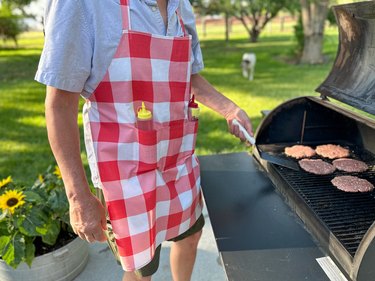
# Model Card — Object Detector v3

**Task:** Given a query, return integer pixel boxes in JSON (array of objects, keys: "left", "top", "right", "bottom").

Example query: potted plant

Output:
[{"left": 0, "top": 166, "right": 89, "bottom": 281}]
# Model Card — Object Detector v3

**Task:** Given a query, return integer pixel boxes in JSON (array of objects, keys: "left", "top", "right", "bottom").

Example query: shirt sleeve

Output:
[
  {"left": 179, "top": 0, "right": 204, "bottom": 74},
  {"left": 35, "top": 0, "right": 93, "bottom": 93}
]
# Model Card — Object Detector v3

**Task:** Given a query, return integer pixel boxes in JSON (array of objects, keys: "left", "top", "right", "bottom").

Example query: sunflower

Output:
[
  {"left": 53, "top": 166, "right": 62, "bottom": 179},
  {"left": 0, "top": 190, "right": 26, "bottom": 214},
  {"left": 38, "top": 174, "right": 44, "bottom": 183},
  {"left": 0, "top": 176, "right": 12, "bottom": 188}
]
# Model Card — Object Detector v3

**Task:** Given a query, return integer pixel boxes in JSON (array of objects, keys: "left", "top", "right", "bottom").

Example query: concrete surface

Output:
[{"left": 74, "top": 207, "right": 226, "bottom": 281}]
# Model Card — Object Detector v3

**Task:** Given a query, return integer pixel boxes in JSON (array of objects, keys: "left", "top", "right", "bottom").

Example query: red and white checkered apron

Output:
[{"left": 82, "top": 0, "right": 203, "bottom": 271}]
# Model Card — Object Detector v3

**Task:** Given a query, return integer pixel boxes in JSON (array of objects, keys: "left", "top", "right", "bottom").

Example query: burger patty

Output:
[
  {"left": 332, "top": 158, "right": 368, "bottom": 173},
  {"left": 315, "top": 144, "right": 350, "bottom": 159},
  {"left": 299, "top": 159, "right": 336, "bottom": 175},
  {"left": 331, "top": 175, "right": 374, "bottom": 192},
  {"left": 284, "top": 145, "right": 316, "bottom": 159}
]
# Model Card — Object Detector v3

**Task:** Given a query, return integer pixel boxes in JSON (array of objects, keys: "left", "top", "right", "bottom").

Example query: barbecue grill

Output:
[{"left": 251, "top": 2, "right": 375, "bottom": 280}]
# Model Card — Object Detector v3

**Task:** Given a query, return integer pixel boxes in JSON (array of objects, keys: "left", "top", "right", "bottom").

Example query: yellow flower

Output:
[
  {"left": 0, "top": 176, "right": 12, "bottom": 188},
  {"left": 53, "top": 166, "right": 62, "bottom": 179},
  {"left": 38, "top": 174, "right": 44, "bottom": 183},
  {"left": 0, "top": 190, "right": 26, "bottom": 214}
]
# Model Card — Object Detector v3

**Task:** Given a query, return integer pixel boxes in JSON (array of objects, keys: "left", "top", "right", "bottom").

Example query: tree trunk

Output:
[
  {"left": 300, "top": 0, "right": 330, "bottom": 64},
  {"left": 302, "top": 34, "right": 324, "bottom": 63},
  {"left": 202, "top": 17, "right": 207, "bottom": 37},
  {"left": 280, "top": 16, "right": 285, "bottom": 32},
  {"left": 225, "top": 11, "right": 230, "bottom": 42},
  {"left": 250, "top": 27, "right": 260, "bottom": 43}
]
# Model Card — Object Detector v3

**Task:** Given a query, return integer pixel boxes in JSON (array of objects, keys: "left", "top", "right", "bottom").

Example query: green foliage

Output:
[
  {"left": 293, "top": 15, "right": 304, "bottom": 55},
  {"left": 326, "top": 7, "right": 338, "bottom": 26},
  {"left": 3, "top": 0, "right": 34, "bottom": 7},
  {"left": 0, "top": 4, "right": 26, "bottom": 45},
  {"left": 230, "top": 0, "right": 299, "bottom": 42},
  {"left": 192, "top": 0, "right": 233, "bottom": 15},
  {"left": 0, "top": 232, "right": 25, "bottom": 268},
  {"left": 0, "top": 166, "right": 72, "bottom": 269}
]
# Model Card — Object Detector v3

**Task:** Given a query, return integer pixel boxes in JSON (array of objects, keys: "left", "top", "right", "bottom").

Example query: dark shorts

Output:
[{"left": 134, "top": 214, "right": 205, "bottom": 278}]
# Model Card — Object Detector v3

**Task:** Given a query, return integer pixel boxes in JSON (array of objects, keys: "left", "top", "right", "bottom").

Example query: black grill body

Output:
[
  {"left": 253, "top": 2, "right": 375, "bottom": 279},
  {"left": 253, "top": 96, "right": 375, "bottom": 281},
  {"left": 254, "top": 97, "right": 375, "bottom": 281}
]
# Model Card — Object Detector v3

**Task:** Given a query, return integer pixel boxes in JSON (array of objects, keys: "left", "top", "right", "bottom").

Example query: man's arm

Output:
[
  {"left": 191, "top": 74, "right": 253, "bottom": 141},
  {"left": 45, "top": 86, "right": 106, "bottom": 242}
]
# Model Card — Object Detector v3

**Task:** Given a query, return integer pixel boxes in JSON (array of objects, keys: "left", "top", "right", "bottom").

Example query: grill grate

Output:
[{"left": 273, "top": 158, "right": 375, "bottom": 257}]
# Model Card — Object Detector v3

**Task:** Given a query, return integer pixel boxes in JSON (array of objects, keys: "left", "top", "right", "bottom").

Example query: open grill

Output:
[
  {"left": 253, "top": 95, "right": 375, "bottom": 281},
  {"left": 274, "top": 158, "right": 375, "bottom": 257},
  {"left": 252, "top": 2, "right": 375, "bottom": 280}
]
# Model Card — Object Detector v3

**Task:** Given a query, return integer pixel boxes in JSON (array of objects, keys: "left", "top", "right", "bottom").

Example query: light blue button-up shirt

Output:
[{"left": 35, "top": 0, "right": 204, "bottom": 98}]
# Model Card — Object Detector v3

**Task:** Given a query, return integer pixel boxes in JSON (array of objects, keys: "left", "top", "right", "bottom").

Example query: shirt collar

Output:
[{"left": 141, "top": 0, "right": 180, "bottom": 20}]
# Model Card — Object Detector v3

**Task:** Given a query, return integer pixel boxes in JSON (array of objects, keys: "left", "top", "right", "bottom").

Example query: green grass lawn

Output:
[
  {"left": 0, "top": 24, "right": 343, "bottom": 185},
  {"left": 196, "top": 23, "right": 339, "bottom": 154}
]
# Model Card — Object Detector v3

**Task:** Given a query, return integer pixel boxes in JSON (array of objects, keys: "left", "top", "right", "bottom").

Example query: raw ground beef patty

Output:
[
  {"left": 315, "top": 144, "right": 350, "bottom": 159},
  {"left": 284, "top": 145, "right": 316, "bottom": 159},
  {"left": 331, "top": 175, "right": 374, "bottom": 192},
  {"left": 332, "top": 158, "right": 368, "bottom": 173},
  {"left": 299, "top": 159, "right": 336, "bottom": 175}
]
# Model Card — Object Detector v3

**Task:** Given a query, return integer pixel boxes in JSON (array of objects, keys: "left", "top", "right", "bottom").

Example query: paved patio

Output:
[{"left": 74, "top": 207, "right": 226, "bottom": 281}]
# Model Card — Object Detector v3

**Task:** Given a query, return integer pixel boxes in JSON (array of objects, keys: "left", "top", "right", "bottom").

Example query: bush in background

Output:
[
  {"left": 0, "top": 166, "right": 74, "bottom": 269},
  {"left": 293, "top": 15, "right": 304, "bottom": 57},
  {"left": 0, "top": 4, "right": 26, "bottom": 46}
]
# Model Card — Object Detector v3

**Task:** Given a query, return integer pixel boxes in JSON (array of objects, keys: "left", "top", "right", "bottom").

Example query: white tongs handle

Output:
[{"left": 232, "top": 119, "right": 256, "bottom": 145}]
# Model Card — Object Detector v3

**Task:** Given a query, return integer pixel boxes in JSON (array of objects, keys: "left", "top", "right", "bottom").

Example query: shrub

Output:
[
  {"left": 0, "top": 166, "right": 74, "bottom": 269},
  {"left": 293, "top": 14, "right": 304, "bottom": 56},
  {"left": 0, "top": 4, "right": 25, "bottom": 46}
]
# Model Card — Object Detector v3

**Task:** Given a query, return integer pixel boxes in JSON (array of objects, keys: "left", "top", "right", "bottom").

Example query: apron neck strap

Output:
[
  {"left": 176, "top": 9, "right": 187, "bottom": 36},
  {"left": 120, "top": 0, "right": 131, "bottom": 30}
]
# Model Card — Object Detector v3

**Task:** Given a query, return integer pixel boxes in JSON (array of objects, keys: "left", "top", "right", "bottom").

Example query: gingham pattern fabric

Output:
[{"left": 83, "top": 0, "right": 203, "bottom": 271}]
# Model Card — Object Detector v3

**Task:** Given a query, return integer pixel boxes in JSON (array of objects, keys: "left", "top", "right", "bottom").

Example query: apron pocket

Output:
[
  {"left": 158, "top": 121, "right": 198, "bottom": 171},
  {"left": 137, "top": 128, "right": 158, "bottom": 174},
  {"left": 116, "top": 125, "right": 158, "bottom": 177}
]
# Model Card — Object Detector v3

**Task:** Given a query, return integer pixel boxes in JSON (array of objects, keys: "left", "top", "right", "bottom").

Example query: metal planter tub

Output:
[{"left": 0, "top": 237, "right": 89, "bottom": 281}]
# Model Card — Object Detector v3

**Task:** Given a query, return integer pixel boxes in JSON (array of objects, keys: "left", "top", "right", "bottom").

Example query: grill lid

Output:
[{"left": 316, "top": 1, "right": 375, "bottom": 115}]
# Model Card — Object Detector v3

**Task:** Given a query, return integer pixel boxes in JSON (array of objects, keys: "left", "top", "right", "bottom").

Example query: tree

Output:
[
  {"left": 1, "top": 0, "right": 35, "bottom": 14},
  {"left": 0, "top": 4, "right": 22, "bottom": 45},
  {"left": 300, "top": 0, "right": 330, "bottom": 64},
  {"left": 231, "top": 0, "right": 299, "bottom": 42},
  {"left": 0, "top": 0, "right": 34, "bottom": 46},
  {"left": 192, "top": 0, "right": 298, "bottom": 42},
  {"left": 192, "top": 0, "right": 234, "bottom": 42}
]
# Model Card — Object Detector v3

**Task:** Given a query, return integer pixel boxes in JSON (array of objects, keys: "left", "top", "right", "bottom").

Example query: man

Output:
[{"left": 36, "top": 0, "right": 253, "bottom": 280}]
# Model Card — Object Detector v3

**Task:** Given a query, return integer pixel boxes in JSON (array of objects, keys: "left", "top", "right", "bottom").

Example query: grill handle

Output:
[{"left": 232, "top": 119, "right": 256, "bottom": 145}]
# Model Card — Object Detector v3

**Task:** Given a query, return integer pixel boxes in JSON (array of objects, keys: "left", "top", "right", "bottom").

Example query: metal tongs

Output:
[
  {"left": 232, "top": 119, "right": 256, "bottom": 145},
  {"left": 233, "top": 119, "right": 299, "bottom": 170}
]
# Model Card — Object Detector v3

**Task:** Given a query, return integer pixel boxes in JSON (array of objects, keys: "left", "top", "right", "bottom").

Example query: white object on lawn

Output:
[{"left": 241, "top": 53, "right": 256, "bottom": 81}]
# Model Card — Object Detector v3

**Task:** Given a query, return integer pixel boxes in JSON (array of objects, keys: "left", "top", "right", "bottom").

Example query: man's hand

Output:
[
  {"left": 190, "top": 74, "right": 254, "bottom": 143},
  {"left": 70, "top": 193, "right": 108, "bottom": 243},
  {"left": 45, "top": 87, "right": 108, "bottom": 243},
  {"left": 225, "top": 107, "right": 254, "bottom": 144}
]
